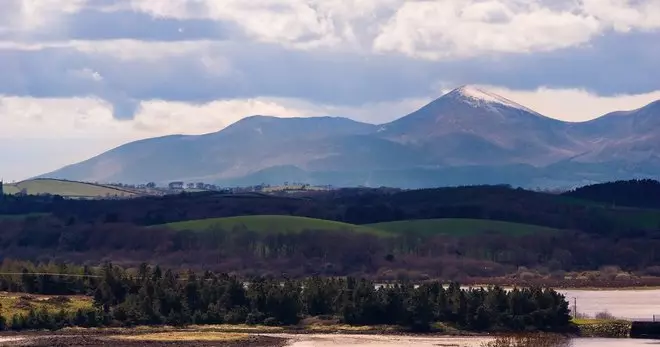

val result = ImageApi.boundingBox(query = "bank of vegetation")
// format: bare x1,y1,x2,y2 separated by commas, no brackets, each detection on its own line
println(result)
0,262,571,334
1,180,660,285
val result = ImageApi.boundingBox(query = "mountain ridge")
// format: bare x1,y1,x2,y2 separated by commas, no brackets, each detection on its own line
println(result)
39,86,660,188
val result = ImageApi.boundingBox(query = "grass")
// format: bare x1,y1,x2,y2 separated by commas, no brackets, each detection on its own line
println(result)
3,178,141,199
162,216,561,238
0,292,93,320
0,213,50,221
367,218,560,237
572,318,631,338
111,332,249,342
481,334,571,347
162,215,389,236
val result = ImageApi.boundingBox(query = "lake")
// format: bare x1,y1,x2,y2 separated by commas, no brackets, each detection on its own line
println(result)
558,289,660,320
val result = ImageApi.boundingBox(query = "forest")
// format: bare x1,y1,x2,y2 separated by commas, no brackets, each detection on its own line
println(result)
0,261,571,333
1,179,660,282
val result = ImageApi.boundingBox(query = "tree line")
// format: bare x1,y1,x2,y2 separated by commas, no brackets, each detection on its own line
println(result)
2,181,660,281
0,262,571,333
3,181,660,237
2,217,660,281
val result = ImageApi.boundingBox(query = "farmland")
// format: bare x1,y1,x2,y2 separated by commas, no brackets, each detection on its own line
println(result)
163,215,388,236
0,292,92,321
3,179,142,199
162,215,561,238
368,218,560,237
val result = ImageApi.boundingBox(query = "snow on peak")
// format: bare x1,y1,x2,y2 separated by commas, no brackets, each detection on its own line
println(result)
451,85,539,115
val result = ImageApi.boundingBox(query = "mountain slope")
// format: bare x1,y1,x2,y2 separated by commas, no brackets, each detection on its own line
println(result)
42,116,380,183
568,100,660,164
379,85,584,165
40,87,660,188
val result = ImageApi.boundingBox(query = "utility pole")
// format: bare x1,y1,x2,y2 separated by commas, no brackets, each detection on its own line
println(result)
573,297,577,319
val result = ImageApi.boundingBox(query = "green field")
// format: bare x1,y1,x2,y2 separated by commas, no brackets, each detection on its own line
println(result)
0,213,50,221
163,215,388,236
3,178,141,198
368,218,560,236
0,292,93,321
162,215,561,237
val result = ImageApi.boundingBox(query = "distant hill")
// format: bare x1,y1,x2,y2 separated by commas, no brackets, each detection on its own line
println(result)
368,218,560,237
40,86,660,188
563,179,660,209
162,215,387,236
3,178,143,199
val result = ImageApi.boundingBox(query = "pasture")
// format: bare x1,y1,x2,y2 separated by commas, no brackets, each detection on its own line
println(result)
163,215,388,236
368,218,560,237
3,179,141,199
0,292,92,321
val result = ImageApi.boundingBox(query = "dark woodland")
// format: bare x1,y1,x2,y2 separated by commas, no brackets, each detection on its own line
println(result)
0,262,571,333
1,180,660,281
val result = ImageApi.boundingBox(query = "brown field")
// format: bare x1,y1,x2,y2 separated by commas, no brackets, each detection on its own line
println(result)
0,292,93,321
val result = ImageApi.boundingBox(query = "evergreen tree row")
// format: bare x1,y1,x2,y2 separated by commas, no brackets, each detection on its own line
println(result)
0,262,571,332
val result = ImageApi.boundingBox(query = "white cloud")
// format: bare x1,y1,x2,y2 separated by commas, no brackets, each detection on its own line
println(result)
71,39,221,61
0,0,86,37
92,0,660,59
0,95,317,141
477,85,660,121
581,0,660,32
1,0,659,60
372,1,603,59
0,95,321,180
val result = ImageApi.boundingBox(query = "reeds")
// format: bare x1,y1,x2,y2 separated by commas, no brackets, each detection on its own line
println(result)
481,334,572,347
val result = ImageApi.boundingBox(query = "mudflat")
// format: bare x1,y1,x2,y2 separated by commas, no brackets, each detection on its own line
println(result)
0,334,286,347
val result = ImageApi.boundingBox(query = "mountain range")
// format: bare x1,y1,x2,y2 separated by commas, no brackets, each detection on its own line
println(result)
41,86,660,189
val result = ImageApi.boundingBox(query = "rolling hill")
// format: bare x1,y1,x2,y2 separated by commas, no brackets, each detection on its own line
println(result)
161,215,387,236
2,178,142,199
368,218,560,237
160,215,562,238
40,86,660,189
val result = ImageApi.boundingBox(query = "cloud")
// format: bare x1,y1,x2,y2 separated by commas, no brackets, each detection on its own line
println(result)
0,0,87,39
373,1,601,59
478,86,660,121
82,0,660,59
0,95,314,140
0,0,659,181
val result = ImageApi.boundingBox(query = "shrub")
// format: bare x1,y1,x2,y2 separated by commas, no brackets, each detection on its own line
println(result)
263,317,279,326
594,311,616,320
481,334,572,347
45,296,72,305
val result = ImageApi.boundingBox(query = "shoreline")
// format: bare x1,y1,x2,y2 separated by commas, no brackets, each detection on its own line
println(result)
0,320,631,340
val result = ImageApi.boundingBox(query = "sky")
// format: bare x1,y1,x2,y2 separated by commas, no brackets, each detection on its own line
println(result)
1,0,660,181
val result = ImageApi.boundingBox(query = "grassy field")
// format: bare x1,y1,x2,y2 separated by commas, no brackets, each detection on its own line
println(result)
0,213,50,221
163,215,388,236
368,218,560,237
3,178,141,199
111,332,249,342
0,292,93,320
162,216,561,237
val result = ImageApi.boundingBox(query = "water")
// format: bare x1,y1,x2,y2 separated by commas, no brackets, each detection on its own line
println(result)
559,289,660,320
276,288,660,347
2,289,659,346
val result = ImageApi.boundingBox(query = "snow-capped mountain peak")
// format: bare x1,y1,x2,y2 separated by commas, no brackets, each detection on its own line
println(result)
450,85,540,115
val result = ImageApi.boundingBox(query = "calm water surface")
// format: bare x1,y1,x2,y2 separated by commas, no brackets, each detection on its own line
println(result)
277,289,660,347
558,289,660,320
